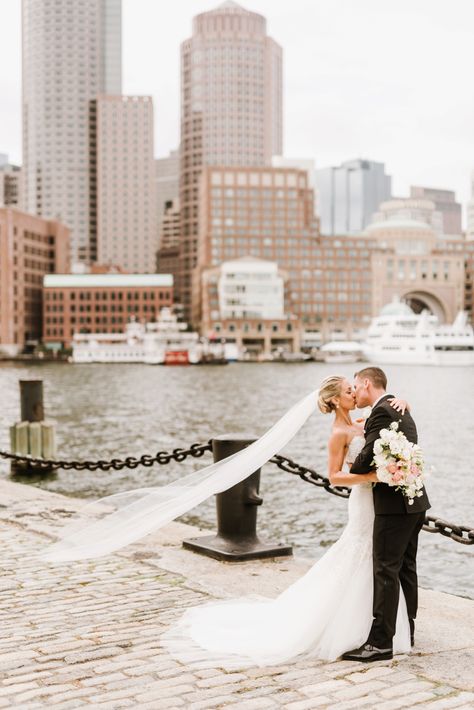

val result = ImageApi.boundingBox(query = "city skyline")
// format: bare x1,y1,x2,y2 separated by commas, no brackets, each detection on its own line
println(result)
0,0,473,213
21,0,122,263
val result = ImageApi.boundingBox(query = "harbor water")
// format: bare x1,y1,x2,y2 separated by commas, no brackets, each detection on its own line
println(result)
1,361,472,599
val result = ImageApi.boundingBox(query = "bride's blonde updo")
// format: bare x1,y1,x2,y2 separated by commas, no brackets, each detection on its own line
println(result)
317,375,344,414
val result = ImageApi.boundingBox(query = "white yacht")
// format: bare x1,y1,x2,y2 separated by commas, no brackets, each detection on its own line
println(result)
72,308,201,365
363,300,474,366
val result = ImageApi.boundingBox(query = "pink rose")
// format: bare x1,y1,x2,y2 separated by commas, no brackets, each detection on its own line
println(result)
387,463,398,474
392,472,403,483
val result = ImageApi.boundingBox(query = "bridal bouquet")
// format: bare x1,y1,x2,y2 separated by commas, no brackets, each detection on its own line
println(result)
372,422,426,504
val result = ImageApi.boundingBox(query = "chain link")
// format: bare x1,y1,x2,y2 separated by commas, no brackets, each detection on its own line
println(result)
1,442,472,546
270,454,351,498
422,516,474,546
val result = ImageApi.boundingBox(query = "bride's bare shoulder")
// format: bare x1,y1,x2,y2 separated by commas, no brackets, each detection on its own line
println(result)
328,427,349,453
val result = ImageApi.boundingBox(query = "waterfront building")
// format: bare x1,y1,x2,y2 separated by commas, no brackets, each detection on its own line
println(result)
193,165,314,325
89,95,156,273
0,155,22,208
155,150,180,249
0,208,70,355
179,1,283,317
410,186,462,238
42,273,173,349
365,219,464,323
467,171,474,242
436,239,474,325
193,164,473,341
200,257,300,355
464,242,474,322
22,0,122,265
315,159,392,236
193,165,375,338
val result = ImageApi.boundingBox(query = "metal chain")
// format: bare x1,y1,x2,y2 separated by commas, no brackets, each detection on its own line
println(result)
270,454,474,547
422,516,474,546
270,453,350,498
1,441,472,546
0,441,212,472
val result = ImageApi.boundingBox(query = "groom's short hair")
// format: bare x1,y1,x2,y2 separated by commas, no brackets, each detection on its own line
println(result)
354,366,387,390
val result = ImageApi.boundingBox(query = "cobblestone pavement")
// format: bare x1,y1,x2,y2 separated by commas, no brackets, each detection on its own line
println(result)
0,480,473,709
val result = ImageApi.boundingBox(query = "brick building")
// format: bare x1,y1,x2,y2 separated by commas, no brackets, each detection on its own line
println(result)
0,208,70,355
193,165,374,338
43,273,173,348
193,165,472,345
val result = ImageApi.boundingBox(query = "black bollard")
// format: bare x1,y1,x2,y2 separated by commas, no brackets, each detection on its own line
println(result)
182,433,293,561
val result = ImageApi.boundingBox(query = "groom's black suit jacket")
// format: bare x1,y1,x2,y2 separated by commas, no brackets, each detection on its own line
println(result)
350,394,431,515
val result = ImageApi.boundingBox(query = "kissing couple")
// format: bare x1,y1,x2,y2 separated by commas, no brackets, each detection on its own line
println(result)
43,367,430,668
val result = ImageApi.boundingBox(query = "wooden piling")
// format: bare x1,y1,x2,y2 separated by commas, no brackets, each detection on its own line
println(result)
20,380,44,422
9,380,56,476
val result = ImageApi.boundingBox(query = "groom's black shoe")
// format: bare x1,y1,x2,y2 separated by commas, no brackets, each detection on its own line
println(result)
342,643,393,662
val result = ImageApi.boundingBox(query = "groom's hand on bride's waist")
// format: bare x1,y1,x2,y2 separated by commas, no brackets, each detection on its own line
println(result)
367,472,379,483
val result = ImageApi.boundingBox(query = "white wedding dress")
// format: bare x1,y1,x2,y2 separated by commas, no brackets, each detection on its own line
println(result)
161,435,411,668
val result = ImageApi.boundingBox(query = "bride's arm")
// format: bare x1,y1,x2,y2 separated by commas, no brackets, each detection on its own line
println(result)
388,397,410,414
327,433,378,487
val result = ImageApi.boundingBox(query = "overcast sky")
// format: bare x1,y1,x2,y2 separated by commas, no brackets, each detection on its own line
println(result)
1,0,473,212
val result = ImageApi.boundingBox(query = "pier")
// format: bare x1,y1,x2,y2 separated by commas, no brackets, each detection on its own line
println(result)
1,479,473,709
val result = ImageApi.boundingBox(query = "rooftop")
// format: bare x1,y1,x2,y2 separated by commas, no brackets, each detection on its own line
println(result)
43,274,173,289
365,218,434,233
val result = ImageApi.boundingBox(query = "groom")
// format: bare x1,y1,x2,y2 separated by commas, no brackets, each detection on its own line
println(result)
342,366,430,662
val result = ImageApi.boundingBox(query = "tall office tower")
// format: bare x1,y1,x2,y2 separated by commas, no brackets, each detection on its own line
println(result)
315,159,392,236
410,186,462,238
180,1,283,318
89,96,156,273
22,0,122,265
0,154,22,208
468,172,474,241
155,150,180,249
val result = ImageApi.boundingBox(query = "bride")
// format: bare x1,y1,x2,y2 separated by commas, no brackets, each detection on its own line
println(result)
160,375,411,667
41,376,412,666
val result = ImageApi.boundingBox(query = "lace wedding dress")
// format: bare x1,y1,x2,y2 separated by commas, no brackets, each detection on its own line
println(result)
161,435,411,668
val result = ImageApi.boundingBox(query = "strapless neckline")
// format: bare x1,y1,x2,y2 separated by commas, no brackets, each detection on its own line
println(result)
345,434,365,467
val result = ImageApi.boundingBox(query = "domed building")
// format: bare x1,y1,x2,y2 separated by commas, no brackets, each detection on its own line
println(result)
364,202,465,323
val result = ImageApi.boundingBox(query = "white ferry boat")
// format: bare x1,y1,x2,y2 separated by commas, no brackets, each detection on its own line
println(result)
72,308,201,365
363,300,474,366
320,341,364,364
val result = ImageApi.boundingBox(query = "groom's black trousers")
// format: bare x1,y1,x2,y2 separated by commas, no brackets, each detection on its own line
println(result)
368,512,426,649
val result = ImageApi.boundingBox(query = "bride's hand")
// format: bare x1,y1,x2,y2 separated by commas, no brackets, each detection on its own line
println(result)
388,397,410,415
367,472,379,483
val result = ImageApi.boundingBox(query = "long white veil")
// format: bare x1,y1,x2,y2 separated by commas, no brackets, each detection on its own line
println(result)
40,389,318,563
